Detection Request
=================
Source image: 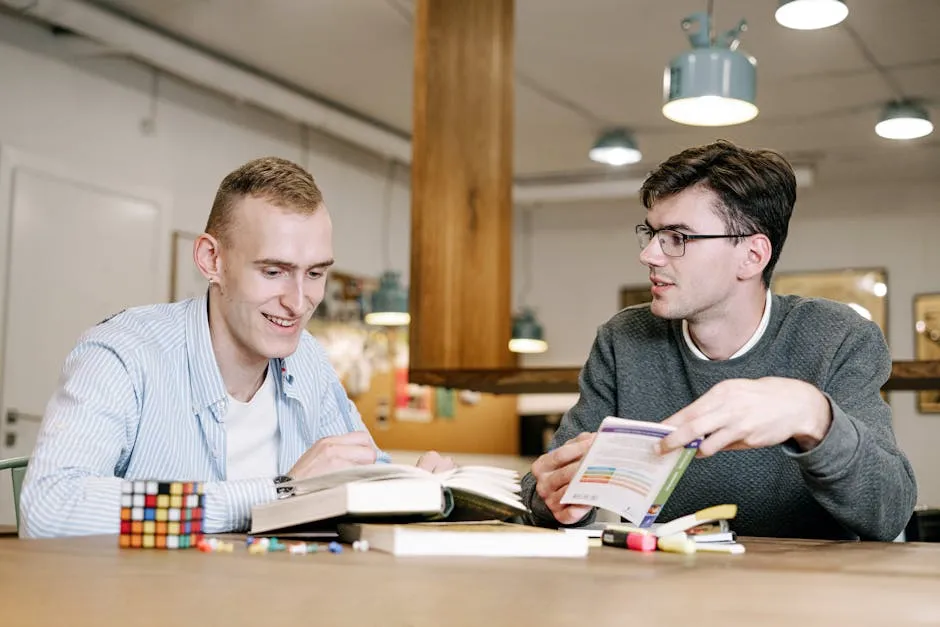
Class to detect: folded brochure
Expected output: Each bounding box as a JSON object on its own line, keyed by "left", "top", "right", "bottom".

{"left": 560, "top": 416, "right": 701, "bottom": 527}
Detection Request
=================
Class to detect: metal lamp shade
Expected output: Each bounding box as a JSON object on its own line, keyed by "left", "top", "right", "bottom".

{"left": 662, "top": 48, "right": 758, "bottom": 126}
{"left": 589, "top": 129, "right": 642, "bottom": 166}
{"left": 509, "top": 309, "right": 547, "bottom": 354}
{"left": 775, "top": 0, "right": 848, "bottom": 30}
{"left": 365, "top": 270, "right": 411, "bottom": 326}
{"left": 875, "top": 101, "right": 934, "bottom": 140}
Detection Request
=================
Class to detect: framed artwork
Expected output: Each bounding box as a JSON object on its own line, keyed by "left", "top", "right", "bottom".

{"left": 169, "top": 230, "right": 206, "bottom": 302}
{"left": 620, "top": 285, "right": 652, "bottom": 310}
{"left": 313, "top": 270, "right": 378, "bottom": 323}
{"left": 773, "top": 268, "right": 889, "bottom": 340}
{"left": 913, "top": 293, "right": 940, "bottom": 413}
{"left": 306, "top": 269, "right": 389, "bottom": 398}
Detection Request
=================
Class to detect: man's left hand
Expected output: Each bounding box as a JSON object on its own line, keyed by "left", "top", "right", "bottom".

{"left": 657, "top": 377, "right": 832, "bottom": 457}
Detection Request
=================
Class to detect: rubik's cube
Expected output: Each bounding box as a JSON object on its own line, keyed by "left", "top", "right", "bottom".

{"left": 119, "top": 480, "right": 205, "bottom": 549}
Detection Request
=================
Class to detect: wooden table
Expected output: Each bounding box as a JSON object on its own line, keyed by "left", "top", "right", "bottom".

{"left": 2, "top": 535, "right": 939, "bottom": 626}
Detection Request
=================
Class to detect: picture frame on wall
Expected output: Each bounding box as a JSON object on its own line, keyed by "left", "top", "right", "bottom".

{"left": 619, "top": 284, "right": 652, "bottom": 310}
{"left": 169, "top": 230, "right": 206, "bottom": 302}
{"left": 772, "top": 268, "right": 889, "bottom": 341}
{"left": 913, "top": 292, "right": 940, "bottom": 414}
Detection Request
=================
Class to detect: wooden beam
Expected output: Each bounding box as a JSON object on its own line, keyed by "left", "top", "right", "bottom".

{"left": 409, "top": 0, "right": 515, "bottom": 373}
{"left": 884, "top": 360, "right": 940, "bottom": 391}
{"left": 410, "top": 368, "right": 581, "bottom": 395}
{"left": 409, "top": 360, "right": 940, "bottom": 395}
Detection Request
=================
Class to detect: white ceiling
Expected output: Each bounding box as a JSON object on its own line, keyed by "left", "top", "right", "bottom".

{"left": 88, "top": 0, "right": 940, "bottom": 185}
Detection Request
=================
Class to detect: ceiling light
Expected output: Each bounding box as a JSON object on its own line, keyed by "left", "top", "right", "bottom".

{"left": 589, "top": 128, "right": 642, "bottom": 166}
{"left": 365, "top": 270, "right": 410, "bottom": 326}
{"left": 663, "top": 12, "right": 758, "bottom": 127}
{"left": 775, "top": 0, "right": 848, "bottom": 30}
{"left": 509, "top": 309, "right": 547, "bottom": 354}
{"left": 875, "top": 100, "right": 934, "bottom": 140}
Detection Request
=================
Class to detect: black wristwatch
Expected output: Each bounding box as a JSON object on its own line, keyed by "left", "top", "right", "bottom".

{"left": 273, "top": 475, "right": 294, "bottom": 499}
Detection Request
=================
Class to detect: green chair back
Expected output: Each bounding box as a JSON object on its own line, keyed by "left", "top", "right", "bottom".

{"left": 0, "top": 456, "right": 29, "bottom": 533}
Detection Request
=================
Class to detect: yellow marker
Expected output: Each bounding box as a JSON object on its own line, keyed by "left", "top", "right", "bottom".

{"left": 656, "top": 533, "right": 696, "bottom": 554}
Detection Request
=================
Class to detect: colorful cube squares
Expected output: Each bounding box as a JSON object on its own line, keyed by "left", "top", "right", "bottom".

{"left": 119, "top": 480, "right": 205, "bottom": 550}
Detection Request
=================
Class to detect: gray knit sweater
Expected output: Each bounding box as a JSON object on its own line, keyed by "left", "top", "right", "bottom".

{"left": 521, "top": 295, "right": 917, "bottom": 541}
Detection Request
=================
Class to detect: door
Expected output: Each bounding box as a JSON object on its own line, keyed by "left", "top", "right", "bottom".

{"left": 0, "top": 153, "right": 166, "bottom": 527}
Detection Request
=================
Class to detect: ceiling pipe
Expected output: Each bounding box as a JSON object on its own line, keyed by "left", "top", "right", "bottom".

{"left": 514, "top": 165, "right": 814, "bottom": 205}
{"left": 3, "top": 0, "right": 413, "bottom": 162}
{"left": 3, "top": 0, "right": 816, "bottom": 206}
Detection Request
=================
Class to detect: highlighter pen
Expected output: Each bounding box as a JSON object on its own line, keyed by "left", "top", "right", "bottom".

{"left": 602, "top": 529, "right": 657, "bottom": 552}
{"left": 656, "top": 533, "right": 697, "bottom": 554}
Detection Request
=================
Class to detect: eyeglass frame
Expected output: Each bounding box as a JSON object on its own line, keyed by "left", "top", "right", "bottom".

{"left": 635, "top": 224, "right": 758, "bottom": 258}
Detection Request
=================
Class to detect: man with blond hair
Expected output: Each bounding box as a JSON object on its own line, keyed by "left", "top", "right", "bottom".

{"left": 20, "top": 157, "right": 452, "bottom": 538}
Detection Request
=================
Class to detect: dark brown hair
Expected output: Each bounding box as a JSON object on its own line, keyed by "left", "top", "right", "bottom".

{"left": 205, "top": 156, "right": 324, "bottom": 243}
{"left": 640, "top": 139, "right": 796, "bottom": 286}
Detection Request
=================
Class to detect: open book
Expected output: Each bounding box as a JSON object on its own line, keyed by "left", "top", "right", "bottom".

{"left": 250, "top": 464, "right": 528, "bottom": 535}
{"left": 560, "top": 416, "right": 701, "bottom": 527}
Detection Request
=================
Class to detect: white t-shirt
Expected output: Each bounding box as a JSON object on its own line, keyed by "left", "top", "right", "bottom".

{"left": 222, "top": 368, "right": 280, "bottom": 480}
{"left": 682, "top": 288, "right": 772, "bottom": 360}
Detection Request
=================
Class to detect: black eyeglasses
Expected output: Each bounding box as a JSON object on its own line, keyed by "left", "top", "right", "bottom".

{"left": 635, "top": 224, "right": 756, "bottom": 258}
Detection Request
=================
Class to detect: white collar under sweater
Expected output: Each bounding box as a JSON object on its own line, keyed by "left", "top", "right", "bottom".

{"left": 682, "top": 288, "right": 772, "bottom": 361}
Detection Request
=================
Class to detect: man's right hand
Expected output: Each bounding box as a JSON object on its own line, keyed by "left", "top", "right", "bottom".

{"left": 531, "top": 432, "right": 596, "bottom": 525}
{"left": 288, "top": 431, "right": 378, "bottom": 479}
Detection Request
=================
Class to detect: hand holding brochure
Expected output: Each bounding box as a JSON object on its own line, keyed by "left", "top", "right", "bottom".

{"left": 560, "top": 416, "right": 701, "bottom": 527}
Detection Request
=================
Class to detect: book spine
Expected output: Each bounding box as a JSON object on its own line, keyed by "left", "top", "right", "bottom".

{"left": 639, "top": 446, "right": 697, "bottom": 527}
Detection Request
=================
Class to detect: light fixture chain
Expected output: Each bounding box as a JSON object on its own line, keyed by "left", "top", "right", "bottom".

{"left": 841, "top": 22, "right": 907, "bottom": 102}
{"left": 520, "top": 205, "right": 534, "bottom": 307}
{"left": 381, "top": 160, "right": 397, "bottom": 269}
{"left": 706, "top": 0, "right": 715, "bottom": 45}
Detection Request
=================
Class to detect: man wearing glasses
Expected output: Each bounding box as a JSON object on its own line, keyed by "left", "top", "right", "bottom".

{"left": 522, "top": 140, "right": 916, "bottom": 541}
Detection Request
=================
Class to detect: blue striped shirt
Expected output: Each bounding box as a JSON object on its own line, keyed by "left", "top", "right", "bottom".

{"left": 19, "top": 294, "right": 388, "bottom": 538}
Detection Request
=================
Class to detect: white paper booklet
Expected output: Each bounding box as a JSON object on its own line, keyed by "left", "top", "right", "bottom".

{"left": 560, "top": 416, "right": 701, "bottom": 527}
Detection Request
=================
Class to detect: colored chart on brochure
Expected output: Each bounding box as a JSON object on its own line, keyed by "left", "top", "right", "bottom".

{"left": 560, "top": 417, "right": 700, "bottom": 527}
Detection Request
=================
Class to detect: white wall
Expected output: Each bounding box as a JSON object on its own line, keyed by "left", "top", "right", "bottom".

{"left": 518, "top": 182, "right": 940, "bottom": 506}
{"left": 0, "top": 14, "right": 416, "bottom": 526}
{"left": 2, "top": 11, "right": 936, "bottom": 511}
{"left": 0, "top": 14, "right": 412, "bottom": 282}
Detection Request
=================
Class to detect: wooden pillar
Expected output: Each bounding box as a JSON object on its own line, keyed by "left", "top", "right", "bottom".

{"left": 409, "top": 0, "right": 515, "bottom": 377}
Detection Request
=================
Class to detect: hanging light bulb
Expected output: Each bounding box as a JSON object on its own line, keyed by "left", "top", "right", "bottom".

{"left": 510, "top": 207, "right": 547, "bottom": 354}
{"left": 775, "top": 0, "right": 848, "bottom": 31}
{"left": 875, "top": 100, "right": 934, "bottom": 140}
{"left": 662, "top": 12, "right": 758, "bottom": 127}
{"left": 509, "top": 308, "right": 548, "bottom": 354}
{"left": 365, "top": 161, "right": 410, "bottom": 326}
{"left": 589, "top": 128, "right": 642, "bottom": 166}
{"left": 365, "top": 270, "right": 410, "bottom": 326}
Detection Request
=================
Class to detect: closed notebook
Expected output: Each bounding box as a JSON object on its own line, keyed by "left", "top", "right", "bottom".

{"left": 250, "top": 464, "right": 528, "bottom": 534}
{"left": 338, "top": 521, "right": 590, "bottom": 558}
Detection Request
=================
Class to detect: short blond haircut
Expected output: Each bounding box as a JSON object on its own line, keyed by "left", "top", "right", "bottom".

{"left": 205, "top": 156, "right": 324, "bottom": 243}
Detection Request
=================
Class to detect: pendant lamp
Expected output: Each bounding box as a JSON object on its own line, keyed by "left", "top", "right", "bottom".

{"left": 875, "top": 100, "right": 934, "bottom": 140}
{"left": 365, "top": 270, "right": 410, "bottom": 326}
{"left": 775, "top": 0, "right": 848, "bottom": 31}
{"left": 662, "top": 11, "right": 758, "bottom": 127}
{"left": 509, "top": 308, "right": 548, "bottom": 354}
{"left": 589, "top": 128, "right": 642, "bottom": 166}
{"left": 365, "top": 161, "right": 410, "bottom": 326}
